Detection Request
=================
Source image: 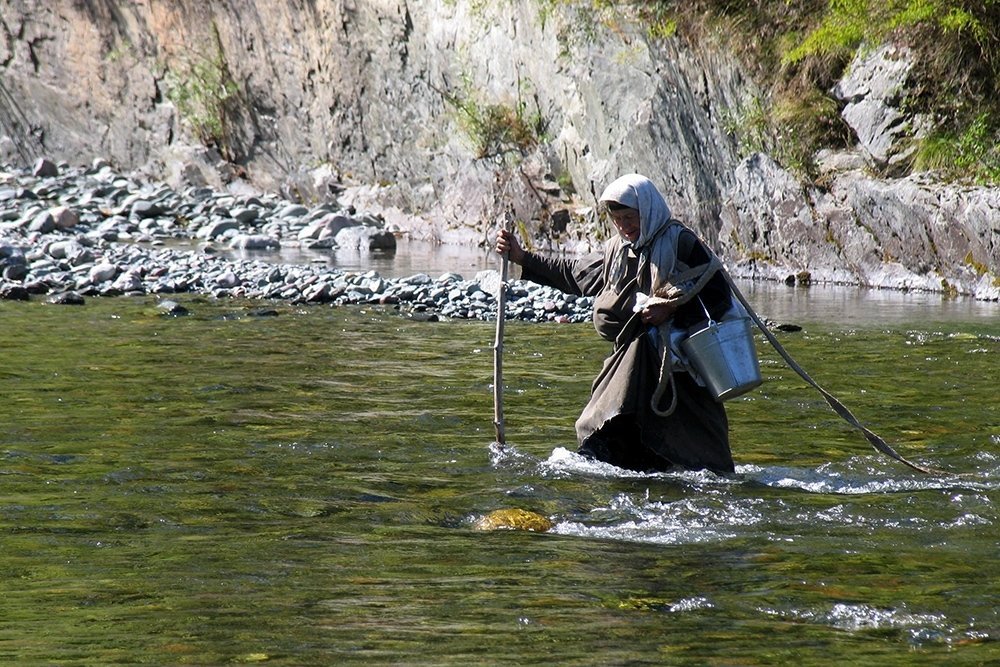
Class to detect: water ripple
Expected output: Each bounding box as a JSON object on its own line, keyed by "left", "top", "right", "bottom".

{"left": 740, "top": 462, "right": 999, "bottom": 494}
{"left": 551, "top": 488, "right": 764, "bottom": 545}
{"left": 758, "top": 602, "right": 955, "bottom": 646}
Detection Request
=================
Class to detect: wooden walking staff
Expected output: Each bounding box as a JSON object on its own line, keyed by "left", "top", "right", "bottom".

{"left": 493, "top": 213, "right": 512, "bottom": 445}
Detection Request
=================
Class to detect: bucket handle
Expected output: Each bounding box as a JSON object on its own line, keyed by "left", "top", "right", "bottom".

{"left": 696, "top": 295, "right": 716, "bottom": 328}
{"left": 651, "top": 297, "right": 712, "bottom": 417}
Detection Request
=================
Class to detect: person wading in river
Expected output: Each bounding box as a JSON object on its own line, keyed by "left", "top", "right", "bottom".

{"left": 495, "top": 173, "right": 745, "bottom": 473}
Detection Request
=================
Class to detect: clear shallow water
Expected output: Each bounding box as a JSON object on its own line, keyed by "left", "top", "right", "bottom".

{"left": 0, "top": 283, "right": 998, "bottom": 664}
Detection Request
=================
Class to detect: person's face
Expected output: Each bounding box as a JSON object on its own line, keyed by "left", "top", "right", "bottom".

{"left": 609, "top": 207, "right": 641, "bottom": 243}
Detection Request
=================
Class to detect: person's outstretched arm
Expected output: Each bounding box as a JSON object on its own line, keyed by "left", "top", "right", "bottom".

{"left": 494, "top": 229, "right": 604, "bottom": 297}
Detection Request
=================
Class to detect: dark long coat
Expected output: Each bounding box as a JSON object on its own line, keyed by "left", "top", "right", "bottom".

{"left": 519, "top": 226, "right": 736, "bottom": 473}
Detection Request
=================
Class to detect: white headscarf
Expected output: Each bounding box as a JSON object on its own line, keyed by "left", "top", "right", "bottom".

{"left": 599, "top": 173, "right": 672, "bottom": 250}
{"left": 599, "top": 174, "right": 681, "bottom": 290}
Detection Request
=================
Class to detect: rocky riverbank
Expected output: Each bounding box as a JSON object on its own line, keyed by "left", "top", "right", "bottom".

{"left": 5, "top": 3, "right": 998, "bottom": 300}
{"left": 0, "top": 159, "right": 593, "bottom": 322}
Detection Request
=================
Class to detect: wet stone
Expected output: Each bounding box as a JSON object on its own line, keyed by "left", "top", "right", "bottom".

{"left": 48, "top": 291, "right": 86, "bottom": 305}
{"left": 0, "top": 162, "right": 596, "bottom": 323}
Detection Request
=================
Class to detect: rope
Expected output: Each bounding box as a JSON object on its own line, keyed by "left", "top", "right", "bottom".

{"left": 722, "top": 274, "right": 941, "bottom": 475}
{"left": 651, "top": 351, "right": 679, "bottom": 417}
{"left": 647, "top": 257, "right": 721, "bottom": 417}
{"left": 626, "top": 233, "right": 936, "bottom": 474}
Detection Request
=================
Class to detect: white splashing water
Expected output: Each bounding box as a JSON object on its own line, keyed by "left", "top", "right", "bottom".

{"left": 760, "top": 601, "right": 950, "bottom": 636}
{"left": 489, "top": 445, "right": 997, "bottom": 547}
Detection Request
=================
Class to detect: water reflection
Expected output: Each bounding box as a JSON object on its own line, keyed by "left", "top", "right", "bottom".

{"left": 741, "top": 280, "right": 999, "bottom": 326}
{"left": 212, "top": 237, "right": 499, "bottom": 278}
{"left": 209, "top": 238, "right": 999, "bottom": 325}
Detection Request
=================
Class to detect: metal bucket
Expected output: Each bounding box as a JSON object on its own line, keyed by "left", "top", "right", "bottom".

{"left": 681, "top": 317, "right": 762, "bottom": 402}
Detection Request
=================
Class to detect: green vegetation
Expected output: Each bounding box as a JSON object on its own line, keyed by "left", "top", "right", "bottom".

{"left": 722, "top": 85, "right": 849, "bottom": 178}
{"left": 963, "top": 250, "right": 991, "bottom": 276}
{"left": 164, "top": 23, "right": 241, "bottom": 161}
{"left": 914, "top": 112, "right": 1000, "bottom": 183}
{"left": 635, "top": 1, "right": 678, "bottom": 40}
{"left": 105, "top": 39, "right": 132, "bottom": 63}
{"left": 441, "top": 75, "right": 547, "bottom": 161}
{"left": 637, "top": 0, "right": 1000, "bottom": 184}
{"left": 556, "top": 168, "right": 577, "bottom": 194}
{"left": 722, "top": 94, "right": 772, "bottom": 159}
{"left": 783, "top": 0, "right": 992, "bottom": 65}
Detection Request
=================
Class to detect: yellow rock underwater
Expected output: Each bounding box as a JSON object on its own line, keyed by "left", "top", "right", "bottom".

{"left": 473, "top": 508, "right": 553, "bottom": 532}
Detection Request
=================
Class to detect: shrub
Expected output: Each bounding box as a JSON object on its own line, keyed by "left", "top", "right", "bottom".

{"left": 164, "top": 24, "right": 241, "bottom": 161}
{"left": 914, "top": 112, "right": 1000, "bottom": 183}
{"left": 442, "top": 75, "right": 546, "bottom": 160}
{"left": 639, "top": 0, "right": 1000, "bottom": 183}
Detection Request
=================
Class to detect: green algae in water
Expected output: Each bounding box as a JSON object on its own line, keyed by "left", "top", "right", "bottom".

{"left": 0, "top": 294, "right": 997, "bottom": 665}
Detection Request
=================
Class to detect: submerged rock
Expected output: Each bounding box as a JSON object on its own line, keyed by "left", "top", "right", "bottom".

{"left": 47, "top": 291, "right": 85, "bottom": 305}
{"left": 156, "top": 299, "right": 190, "bottom": 316}
{"left": 473, "top": 508, "right": 554, "bottom": 533}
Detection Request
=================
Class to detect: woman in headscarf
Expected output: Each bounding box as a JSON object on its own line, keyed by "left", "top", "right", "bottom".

{"left": 495, "top": 174, "right": 740, "bottom": 473}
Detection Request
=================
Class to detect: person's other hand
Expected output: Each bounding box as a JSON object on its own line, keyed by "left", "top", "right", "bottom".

{"left": 495, "top": 229, "right": 526, "bottom": 264}
{"left": 641, "top": 301, "right": 676, "bottom": 326}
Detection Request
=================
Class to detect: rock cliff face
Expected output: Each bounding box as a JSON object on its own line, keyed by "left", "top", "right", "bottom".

{"left": 1, "top": 0, "right": 997, "bottom": 299}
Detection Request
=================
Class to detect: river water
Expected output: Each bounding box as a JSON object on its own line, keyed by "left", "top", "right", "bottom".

{"left": 1, "top": 243, "right": 998, "bottom": 664}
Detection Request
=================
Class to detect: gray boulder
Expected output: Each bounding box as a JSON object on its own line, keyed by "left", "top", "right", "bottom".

{"left": 229, "top": 234, "right": 280, "bottom": 250}
{"left": 3, "top": 264, "right": 28, "bottom": 281}
{"left": 130, "top": 199, "right": 165, "bottom": 219}
{"left": 50, "top": 206, "right": 80, "bottom": 230}
{"left": 0, "top": 283, "right": 30, "bottom": 300}
{"left": 29, "top": 211, "right": 56, "bottom": 234}
{"left": 89, "top": 262, "right": 119, "bottom": 284}
{"left": 0, "top": 244, "right": 27, "bottom": 267}
{"left": 197, "top": 219, "right": 240, "bottom": 240}
{"left": 230, "top": 207, "right": 260, "bottom": 224}
{"left": 297, "top": 213, "right": 361, "bottom": 241}
{"left": 214, "top": 270, "right": 241, "bottom": 289}
{"left": 32, "top": 158, "right": 59, "bottom": 178}
{"left": 831, "top": 44, "right": 929, "bottom": 171}
{"left": 334, "top": 226, "right": 397, "bottom": 251}
{"left": 111, "top": 270, "right": 145, "bottom": 293}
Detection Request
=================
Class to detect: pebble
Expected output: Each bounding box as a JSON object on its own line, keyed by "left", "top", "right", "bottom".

{"left": 0, "top": 161, "right": 594, "bottom": 322}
